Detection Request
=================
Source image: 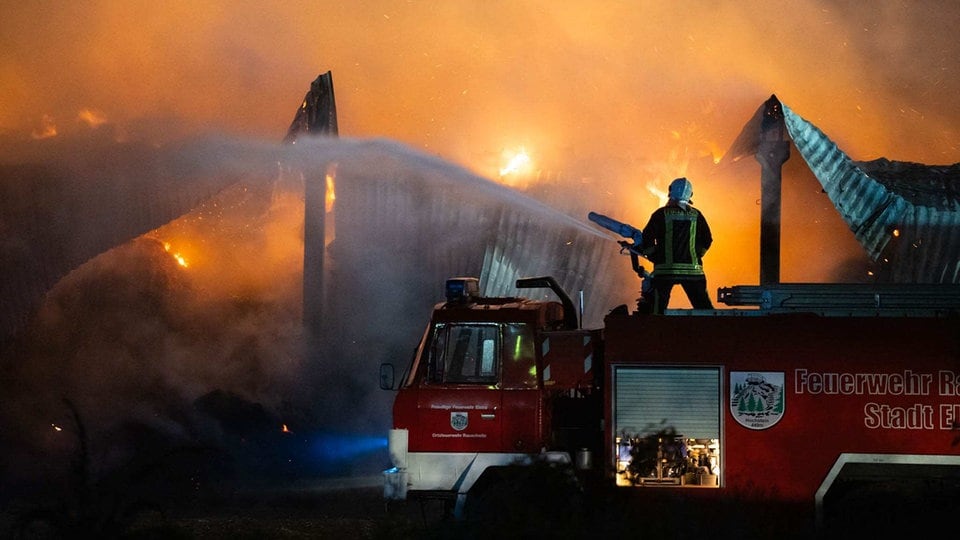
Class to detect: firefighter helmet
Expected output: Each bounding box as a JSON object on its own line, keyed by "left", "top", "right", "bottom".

{"left": 668, "top": 177, "right": 693, "bottom": 204}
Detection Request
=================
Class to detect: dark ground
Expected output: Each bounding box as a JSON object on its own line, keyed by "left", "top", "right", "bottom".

{"left": 0, "top": 469, "right": 826, "bottom": 540}
{"left": 0, "top": 477, "right": 449, "bottom": 540}
{"left": 4, "top": 469, "right": 952, "bottom": 539}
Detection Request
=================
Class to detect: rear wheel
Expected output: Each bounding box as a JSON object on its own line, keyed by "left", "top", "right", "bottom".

{"left": 823, "top": 477, "right": 959, "bottom": 537}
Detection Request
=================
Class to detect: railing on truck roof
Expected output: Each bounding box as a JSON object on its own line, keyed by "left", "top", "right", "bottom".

{"left": 717, "top": 283, "right": 960, "bottom": 317}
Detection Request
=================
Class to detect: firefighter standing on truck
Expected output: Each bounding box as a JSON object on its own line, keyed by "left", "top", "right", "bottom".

{"left": 640, "top": 177, "right": 714, "bottom": 314}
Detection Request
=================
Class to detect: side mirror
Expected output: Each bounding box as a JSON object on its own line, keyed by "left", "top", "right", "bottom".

{"left": 379, "top": 363, "right": 395, "bottom": 390}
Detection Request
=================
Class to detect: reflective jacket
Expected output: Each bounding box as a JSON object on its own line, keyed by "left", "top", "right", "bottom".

{"left": 640, "top": 203, "right": 712, "bottom": 277}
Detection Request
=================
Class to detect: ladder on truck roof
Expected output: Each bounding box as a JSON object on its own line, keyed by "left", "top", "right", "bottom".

{"left": 717, "top": 283, "right": 960, "bottom": 317}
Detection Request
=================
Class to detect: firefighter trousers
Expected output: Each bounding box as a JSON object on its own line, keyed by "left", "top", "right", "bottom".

{"left": 648, "top": 276, "right": 713, "bottom": 314}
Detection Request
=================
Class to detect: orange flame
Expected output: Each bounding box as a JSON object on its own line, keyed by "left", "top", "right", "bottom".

{"left": 499, "top": 147, "right": 533, "bottom": 178}
{"left": 163, "top": 241, "right": 189, "bottom": 268}
{"left": 325, "top": 167, "right": 336, "bottom": 213}
{"left": 31, "top": 115, "right": 57, "bottom": 139}
{"left": 78, "top": 108, "right": 108, "bottom": 128}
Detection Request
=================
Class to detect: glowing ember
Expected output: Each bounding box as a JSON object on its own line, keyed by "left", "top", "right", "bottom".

{"left": 51, "top": 423, "right": 62, "bottom": 432}
{"left": 282, "top": 424, "right": 291, "bottom": 434}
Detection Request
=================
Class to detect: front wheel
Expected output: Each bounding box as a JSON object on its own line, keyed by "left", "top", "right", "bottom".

{"left": 463, "top": 462, "right": 584, "bottom": 534}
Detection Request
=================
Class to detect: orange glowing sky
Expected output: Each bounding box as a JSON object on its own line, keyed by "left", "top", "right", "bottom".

{"left": 3, "top": 1, "right": 959, "bottom": 294}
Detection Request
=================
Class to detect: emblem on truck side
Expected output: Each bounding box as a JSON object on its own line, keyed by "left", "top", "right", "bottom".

{"left": 731, "top": 371, "right": 785, "bottom": 430}
{"left": 450, "top": 411, "right": 468, "bottom": 431}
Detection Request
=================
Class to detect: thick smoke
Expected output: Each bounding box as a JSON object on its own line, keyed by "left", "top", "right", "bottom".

{"left": 3, "top": 2, "right": 957, "bottom": 288}
{"left": 0, "top": 135, "right": 309, "bottom": 495}
{"left": 3, "top": 2, "right": 958, "bottom": 167}
{"left": 0, "top": 130, "right": 634, "bottom": 499}
{"left": 1, "top": 0, "right": 958, "bottom": 501}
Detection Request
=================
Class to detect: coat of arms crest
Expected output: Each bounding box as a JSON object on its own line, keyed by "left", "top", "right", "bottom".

{"left": 450, "top": 411, "right": 468, "bottom": 431}
{"left": 731, "top": 371, "right": 785, "bottom": 430}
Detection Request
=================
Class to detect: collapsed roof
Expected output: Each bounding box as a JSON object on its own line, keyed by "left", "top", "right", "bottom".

{"left": 728, "top": 95, "right": 960, "bottom": 284}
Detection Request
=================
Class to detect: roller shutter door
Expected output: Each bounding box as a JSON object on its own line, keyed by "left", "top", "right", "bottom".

{"left": 614, "top": 366, "right": 721, "bottom": 439}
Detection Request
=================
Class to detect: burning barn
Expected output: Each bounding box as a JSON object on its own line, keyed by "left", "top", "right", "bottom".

{"left": 0, "top": 75, "right": 958, "bottom": 524}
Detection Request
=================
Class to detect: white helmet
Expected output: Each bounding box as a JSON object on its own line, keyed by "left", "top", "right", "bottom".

{"left": 668, "top": 177, "right": 693, "bottom": 205}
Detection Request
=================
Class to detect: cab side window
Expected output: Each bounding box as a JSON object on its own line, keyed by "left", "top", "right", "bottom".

{"left": 502, "top": 323, "right": 537, "bottom": 388}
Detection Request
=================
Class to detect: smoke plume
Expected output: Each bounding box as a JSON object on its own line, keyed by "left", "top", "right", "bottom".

{"left": 1, "top": 0, "right": 958, "bottom": 497}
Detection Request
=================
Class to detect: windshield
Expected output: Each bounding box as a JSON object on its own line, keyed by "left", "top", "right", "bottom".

{"left": 427, "top": 323, "right": 500, "bottom": 384}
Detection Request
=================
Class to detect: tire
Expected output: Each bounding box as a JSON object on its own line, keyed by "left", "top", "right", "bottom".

{"left": 463, "top": 463, "right": 584, "bottom": 537}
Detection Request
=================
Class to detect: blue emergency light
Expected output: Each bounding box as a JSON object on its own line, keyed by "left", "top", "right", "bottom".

{"left": 445, "top": 277, "right": 479, "bottom": 303}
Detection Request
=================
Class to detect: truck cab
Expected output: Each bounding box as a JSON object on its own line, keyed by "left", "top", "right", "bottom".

{"left": 383, "top": 277, "right": 601, "bottom": 514}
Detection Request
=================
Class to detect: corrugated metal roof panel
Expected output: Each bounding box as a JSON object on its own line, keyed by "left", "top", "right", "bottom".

{"left": 782, "top": 103, "right": 960, "bottom": 283}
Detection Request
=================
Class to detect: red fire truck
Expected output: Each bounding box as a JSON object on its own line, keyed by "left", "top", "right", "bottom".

{"left": 381, "top": 275, "right": 960, "bottom": 535}
{"left": 380, "top": 97, "right": 960, "bottom": 534}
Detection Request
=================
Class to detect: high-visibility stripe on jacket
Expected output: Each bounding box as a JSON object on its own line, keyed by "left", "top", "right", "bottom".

{"left": 641, "top": 205, "right": 712, "bottom": 277}
{"left": 662, "top": 207, "right": 703, "bottom": 275}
